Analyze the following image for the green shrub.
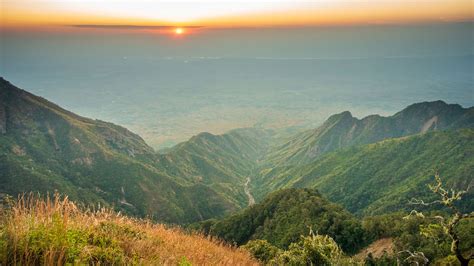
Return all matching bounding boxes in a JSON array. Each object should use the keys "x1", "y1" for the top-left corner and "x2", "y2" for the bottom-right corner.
[
  {"x1": 272, "y1": 234, "x2": 344, "y2": 265},
  {"x1": 242, "y1": 239, "x2": 282, "y2": 263},
  {"x1": 15, "y1": 215, "x2": 88, "y2": 264},
  {"x1": 364, "y1": 251, "x2": 397, "y2": 266},
  {"x1": 241, "y1": 233, "x2": 352, "y2": 265},
  {"x1": 433, "y1": 255, "x2": 461, "y2": 266},
  {"x1": 201, "y1": 188, "x2": 366, "y2": 253}
]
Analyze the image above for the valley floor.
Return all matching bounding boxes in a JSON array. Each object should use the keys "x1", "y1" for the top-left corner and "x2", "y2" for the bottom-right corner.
[{"x1": 244, "y1": 176, "x2": 256, "y2": 206}]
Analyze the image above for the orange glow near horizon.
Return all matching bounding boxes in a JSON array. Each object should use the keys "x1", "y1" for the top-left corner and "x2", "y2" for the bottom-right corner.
[{"x1": 1, "y1": 0, "x2": 472, "y2": 30}]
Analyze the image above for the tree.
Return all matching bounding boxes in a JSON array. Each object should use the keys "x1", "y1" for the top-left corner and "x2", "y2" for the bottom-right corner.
[
  {"x1": 243, "y1": 231, "x2": 351, "y2": 265},
  {"x1": 242, "y1": 239, "x2": 281, "y2": 264},
  {"x1": 272, "y1": 232, "x2": 345, "y2": 265},
  {"x1": 408, "y1": 171, "x2": 473, "y2": 266}
]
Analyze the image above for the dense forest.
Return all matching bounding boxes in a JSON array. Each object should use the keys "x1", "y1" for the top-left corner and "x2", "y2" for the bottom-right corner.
[
  {"x1": 192, "y1": 188, "x2": 366, "y2": 254},
  {"x1": 254, "y1": 129, "x2": 474, "y2": 215},
  {"x1": 194, "y1": 182, "x2": 473, "y2": 265}
]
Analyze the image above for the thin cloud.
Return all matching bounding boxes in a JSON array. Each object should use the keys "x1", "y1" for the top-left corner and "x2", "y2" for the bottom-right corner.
[{"x1": 70, "y1": 25, "x2": 204, "y2": 29}]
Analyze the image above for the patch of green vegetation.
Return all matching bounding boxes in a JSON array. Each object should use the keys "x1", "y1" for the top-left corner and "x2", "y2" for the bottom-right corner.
[
  {"x1": 193, "y1": 188, "x2": 366, "y2": 254},
  {"x1": 255, "y1": 129, "x2": 474, "y2": 216},
  {"x1": 243, "y1": 233, "x2": 356, "y2": 265},
  {"x1": 155, "y1": 128, "x2": 275, "y2": 208},
  {"x1": 179, "y1": 256, "x2": 193, "y2": 266},
  {"x1": 361, "y1": 212, "x2": 473, "y2": 264},
  {"x1": 242, "y1": 239, "x2": 281, "y2": 264}
]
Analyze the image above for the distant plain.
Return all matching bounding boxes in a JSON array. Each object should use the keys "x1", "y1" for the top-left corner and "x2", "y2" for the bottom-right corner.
[{"x1": 2, "y1": 23, "x2": 472, "y2": 148}]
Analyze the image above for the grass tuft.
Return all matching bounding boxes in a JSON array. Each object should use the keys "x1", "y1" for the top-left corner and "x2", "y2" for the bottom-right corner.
[{"x1": 0, "y1": 192, "x2": 258, "y2": 265}]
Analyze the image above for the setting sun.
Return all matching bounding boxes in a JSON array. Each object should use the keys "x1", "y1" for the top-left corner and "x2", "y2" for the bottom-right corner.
[{"x1": 175, "y1": 28, "x2": 184, "y2": 35}]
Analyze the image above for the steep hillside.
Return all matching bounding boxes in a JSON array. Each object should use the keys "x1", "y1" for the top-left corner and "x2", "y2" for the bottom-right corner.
[
  {"x1": 0, "y1": 193, "x2": 258, "y2": 265},
  {"x1": 194, "y1": 188, "x2": 366, "y2": 254},
  {"x1": 0, "y1": 77, "x2": 237, "y2": 223},
  {"x1": 263, "y1": 101, "x2": 473, "y2": 166},
  {"x1": 156, "y1": 128, "x2": 274, "y2": 207},
  {"x1": 254, "y1": 129, "x2": 474, "y2": 215}
]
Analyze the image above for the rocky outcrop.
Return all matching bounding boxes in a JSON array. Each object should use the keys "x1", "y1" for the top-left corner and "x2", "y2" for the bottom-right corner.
[{"x1": 420, "y1": 116, "x2": 438, "y2": 133}]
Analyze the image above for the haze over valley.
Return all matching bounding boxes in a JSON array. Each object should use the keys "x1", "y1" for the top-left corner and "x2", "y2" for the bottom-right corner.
[{"x1": 2, "y1": 23, "x2": 472, "y2": 148}]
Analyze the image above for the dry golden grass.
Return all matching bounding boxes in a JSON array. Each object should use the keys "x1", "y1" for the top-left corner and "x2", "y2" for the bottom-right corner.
[{"x1": 0, "y1": 193, "x2": 259, "y2": 265}]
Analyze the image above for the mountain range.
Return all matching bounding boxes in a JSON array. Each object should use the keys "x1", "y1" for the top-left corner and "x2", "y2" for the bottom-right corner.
[
  {"x1": 262, "y1": 100, "x2": 473, "y2": 167},
  {"x1": 0, "y1": 78, "x2": 238, "y2": 223},
  {"x1": 254, "y1": 129, "x2": 473, "y2": 215},
  {"x1": 1, "y1": 77, "x2": 473, "y2": 225}
]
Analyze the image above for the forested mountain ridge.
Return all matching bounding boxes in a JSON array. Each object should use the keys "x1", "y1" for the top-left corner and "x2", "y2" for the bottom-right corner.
[
  {"x1": 155, "y1": 128, "x2": 274, "y2": 207},
  {"x1": 262, "y1": 100, "x2": 473, "y2": 167},
  {"x1": 0, "y1": 78, "x2": 280, "y2": 222},
  {"x1": 0, "y1": 77, "x2": 240, "y2": 223},
  {"x1": 254, "y1": 129, "x2": 474, "y2": 215},
  {"x1": 193, "y1": 188, "x2": 366, "y2": 254}
]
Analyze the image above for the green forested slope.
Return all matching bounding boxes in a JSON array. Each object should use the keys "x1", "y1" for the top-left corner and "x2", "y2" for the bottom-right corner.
[
  {"x1": 194, "y1": 188, "x2": 366, "y2": 254},
  {"x1": 254, "y1": 129, "x2": 474, "y2": 215},
  {"x1": 0, "y1": 78, "x2": 239, "y2": 223},
  {"x1": 156, "y1": 128, "x2": 274, "y2": 207},
  {"x1": 262, "y1": 101, "x2": 473, "y2": 167}
]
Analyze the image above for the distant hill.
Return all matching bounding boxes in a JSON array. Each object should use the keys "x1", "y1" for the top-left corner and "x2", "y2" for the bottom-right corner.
[
  {"x1": 0, "y1": 77, "x2": 239, "y2": 223},
  {"x1": 156, "y1": 128, "x2": 273, "y2": 207},
  {"x1": 194, "y1": 188, "x2": 366, "y2": 254},
  {"x1": 262, "y1": 101, "x2": 473, "y2": 167},
  {"x1": 254, "y1": 129, "x2": 474, "y2": 215}
]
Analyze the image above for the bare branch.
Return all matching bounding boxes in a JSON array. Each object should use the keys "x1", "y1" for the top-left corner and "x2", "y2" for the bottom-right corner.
[
  {"x1": 398, "y1": 250, "x2": 429, "y2": 266},
  {"x1": 408, "y1": 198, "x2": 442, "y2": 206},
  {"x1": 403, "y1": 210, "x2": 425, "y2": 219},
  {"x1": 410, "y1": 171, "x2": 472, "y2": 265}
]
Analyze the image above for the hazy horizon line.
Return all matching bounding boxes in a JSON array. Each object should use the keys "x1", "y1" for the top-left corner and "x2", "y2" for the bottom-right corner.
[
  {"x1": 1, "y1": 20, "x2": 472, "y2": 32},
  {"x1": 70, "y1": 25, "x2": 204, "y2": 29}
]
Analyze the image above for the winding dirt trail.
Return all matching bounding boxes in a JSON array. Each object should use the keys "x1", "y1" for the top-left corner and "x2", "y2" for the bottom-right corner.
[{"x1": 244, "y1": 176, "x2": 255, "y2": 206}]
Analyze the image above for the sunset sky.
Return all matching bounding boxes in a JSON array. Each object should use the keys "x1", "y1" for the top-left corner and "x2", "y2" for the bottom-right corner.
[{"x1": 1, "y1": 0, "x2": 473, "y2": 28}]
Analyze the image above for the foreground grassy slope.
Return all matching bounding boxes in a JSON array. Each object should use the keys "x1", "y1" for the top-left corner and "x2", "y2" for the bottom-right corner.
[
  {"x1": 0, "y1": 194, "x2": 257, "y2": 265},
  {"x1": 254, "y1": 129, "x2": 474, "y2": 215},
  {"x1": 0, "y1": 77, "x2": 238, "y2": 223}
]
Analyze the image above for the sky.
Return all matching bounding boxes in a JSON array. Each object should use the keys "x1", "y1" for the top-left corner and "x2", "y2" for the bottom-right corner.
[
  {"x1": 1, "y1": 0, "x2": 473, "y2": 28},
  {"x1": 0, "y1": 0, "x2": 473, "y2": 148}
]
